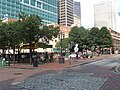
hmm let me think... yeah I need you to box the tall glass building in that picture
[73,1,81,17]
[0,0,58,24]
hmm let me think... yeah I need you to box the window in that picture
[24,0,29,4]
[37,1,41,8]
[31,0,35,6]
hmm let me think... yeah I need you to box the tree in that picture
[87,27,100,48]
[98,27,113,48]
[6,21,24,63]
[0,23,8,56]
[0,20,24,63]
[39,25,59,44]
[69,26,88,48]
[19,14,42,63]
[56,38,69,49]
[19,13,59,63]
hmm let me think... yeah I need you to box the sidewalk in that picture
[0,54,117,83]
[5,54,116,70]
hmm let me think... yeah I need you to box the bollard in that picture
[69,56,72,65]
[59,56,65,64]
[2,58,6,66]
[33,58,38,67]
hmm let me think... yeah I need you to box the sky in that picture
[74,0,120,32]
[74,0,102,28]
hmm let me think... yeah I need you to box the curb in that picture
[1,54,117,70]
[65,59,102,69]
[65,54,117,69]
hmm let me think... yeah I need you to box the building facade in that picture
[109,29,120,54]
[72,14,81,27]
[58,0,74,26]
[73,1,81,27]
[73,1,81,17]
[94,0,117,30]
[0,0,58,24]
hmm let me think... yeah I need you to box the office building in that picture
[73,1,81,27]
[0,0,58,24]
[73,1,81,17]
[94,0,117,30]
[109,29,120,54]
[58,0,74,26]
[72,14,81,27]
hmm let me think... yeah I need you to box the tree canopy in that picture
[98,27,113,48]
[68,26,113,51]
[69,26,88,47]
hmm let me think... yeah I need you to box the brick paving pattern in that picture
[0,54,119,90]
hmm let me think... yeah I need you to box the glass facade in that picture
[0,0,58,24]
[73,1,81,17]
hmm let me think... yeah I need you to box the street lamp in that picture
[59,31,65,63]
[68,41,74,54]
[59,31,65,55]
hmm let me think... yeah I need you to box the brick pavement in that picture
[0,54,117,84]
[5,54,116,70]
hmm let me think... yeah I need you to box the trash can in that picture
[59,56,65,64]
[2,58,6,66]
[33,58,38,67]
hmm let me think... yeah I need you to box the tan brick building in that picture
[109,29,120,54]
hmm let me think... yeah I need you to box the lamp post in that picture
[68,41,73,54]
[59,31,65,63]
[60,31,65,56]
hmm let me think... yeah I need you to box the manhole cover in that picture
[14,73,23,75]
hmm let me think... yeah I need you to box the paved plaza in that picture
[16,72,107,90]
[0,54,120,90]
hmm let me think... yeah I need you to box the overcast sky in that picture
[74,0,120,32]
[74,0,102,28]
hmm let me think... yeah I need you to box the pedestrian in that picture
[44,52,49,63]
[96,49,100,57]
[50,53,54,62]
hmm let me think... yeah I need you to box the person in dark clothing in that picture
[50,53,54,62]
[44,52,49,63]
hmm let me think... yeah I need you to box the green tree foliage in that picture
[55,38,69,49]
[98,27,113,48]
[19,13,59,63]
[87,27,99,47]
[0,23,8,49]
[0,13,59,63]
[20,14,42,44]
[40,25,59,44]
[68,26,113,51]
[5,22,22,48]
[69,26,88,47]
[19,13,59,47]
[0,21,24,61]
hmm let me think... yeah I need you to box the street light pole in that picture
[60,32,63,56]
[59,31,65,63]
[60,31,65,56]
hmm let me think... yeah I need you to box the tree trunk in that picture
[13,46,16,64]
[29,42,33,64]
[2,48,5,58]
[18,48,20,63]
[102,48,104,54]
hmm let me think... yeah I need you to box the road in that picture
[71,55,120,90]
[0,55,120,90]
